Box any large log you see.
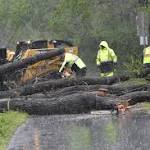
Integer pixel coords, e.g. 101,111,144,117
0,86,150,114
38,81,149,99
0,75,129,98
2,76,149,99
1,90,150,115
33,81,150,98
108,83,150,96
0,48,64,75
0,93,117,115
26,84,103,99
120,91,150,105
17,75,129,96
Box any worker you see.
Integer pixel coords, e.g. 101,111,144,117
59,52,86,78
143,46,150,68
96,41,117,77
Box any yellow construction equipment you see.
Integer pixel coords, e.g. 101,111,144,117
0,48,15,64
13,40,78,84
7,49,15,61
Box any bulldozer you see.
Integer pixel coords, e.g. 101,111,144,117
8,39,78,84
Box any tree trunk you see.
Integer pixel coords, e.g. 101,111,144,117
0,84,150,115
0,93,117,115
0,75,129,98
0,48,64,75
120,91,150,105
108,83,150,95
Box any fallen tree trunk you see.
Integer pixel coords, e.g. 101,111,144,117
120,91,150,105
0,75,129,98
29,84,103,99
17,75,129,97
26,81,149,99
2,76,149,99
0,48,64,75
108,83,150,96
0,89,150,115
0,93,117,115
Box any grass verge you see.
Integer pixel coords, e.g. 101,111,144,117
0,111,28,150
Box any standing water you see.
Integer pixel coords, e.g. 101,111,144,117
7,111,150,150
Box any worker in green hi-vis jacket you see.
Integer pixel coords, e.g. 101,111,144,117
96,41,117,77
143,46,150,68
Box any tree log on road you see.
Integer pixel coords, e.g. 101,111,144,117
25,82,150,99
1,90,149,115
120,91,150,105
0,93,118,115
108,83,150,96
0,75,129,98
0,86,150,115
0,72,149,115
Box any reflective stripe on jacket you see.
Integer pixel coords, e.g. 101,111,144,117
59,53,86,72
143,46,150,64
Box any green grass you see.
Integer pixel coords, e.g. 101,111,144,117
123,55,143,76
0,111,28,150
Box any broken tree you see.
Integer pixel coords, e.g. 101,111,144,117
0,74,129,98
0,92,118,115
0,48,64,75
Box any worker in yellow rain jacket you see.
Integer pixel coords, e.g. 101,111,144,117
143,46,150,68
96,41,117,77
59,52,86,78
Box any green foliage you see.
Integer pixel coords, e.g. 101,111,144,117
0,111,28,150
123,54,143,76
49,0,92,44
0,0,145,73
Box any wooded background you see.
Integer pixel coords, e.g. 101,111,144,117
0,0,149,75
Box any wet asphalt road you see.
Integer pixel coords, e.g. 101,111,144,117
7,111,150,150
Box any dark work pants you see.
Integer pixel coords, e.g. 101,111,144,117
71,64,86,78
